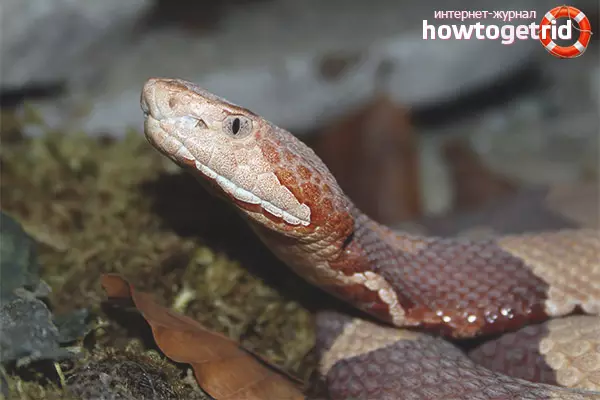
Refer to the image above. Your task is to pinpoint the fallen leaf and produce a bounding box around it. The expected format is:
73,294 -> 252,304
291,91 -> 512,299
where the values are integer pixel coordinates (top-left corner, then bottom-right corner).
101,274 -> 305,400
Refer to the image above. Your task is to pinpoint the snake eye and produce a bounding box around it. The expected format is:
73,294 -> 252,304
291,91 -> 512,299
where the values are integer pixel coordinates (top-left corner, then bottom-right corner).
223,115 -> 252,138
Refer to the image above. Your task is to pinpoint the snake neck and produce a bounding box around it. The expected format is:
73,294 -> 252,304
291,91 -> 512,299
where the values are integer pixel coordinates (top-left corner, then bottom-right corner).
248,204 -> 421,328
252,204 -> 552,338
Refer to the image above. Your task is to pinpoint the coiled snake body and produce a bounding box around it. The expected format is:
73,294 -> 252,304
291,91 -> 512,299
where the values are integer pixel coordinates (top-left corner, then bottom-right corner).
141,78 -> 600,399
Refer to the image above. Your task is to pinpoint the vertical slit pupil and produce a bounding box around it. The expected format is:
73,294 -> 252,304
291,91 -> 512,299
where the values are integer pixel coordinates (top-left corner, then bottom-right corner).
232,118 -> 240,134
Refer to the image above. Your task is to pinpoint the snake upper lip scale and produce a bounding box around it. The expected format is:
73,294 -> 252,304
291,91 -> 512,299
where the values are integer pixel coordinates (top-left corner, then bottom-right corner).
140,77 -> 600,398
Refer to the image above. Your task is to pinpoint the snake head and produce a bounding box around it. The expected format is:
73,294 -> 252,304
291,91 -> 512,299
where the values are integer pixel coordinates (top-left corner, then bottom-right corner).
141,78 -> 354,245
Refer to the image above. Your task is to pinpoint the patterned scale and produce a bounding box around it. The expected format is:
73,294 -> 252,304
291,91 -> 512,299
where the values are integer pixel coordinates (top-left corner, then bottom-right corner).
352,209 -> 550,337
314,312 -> 599,400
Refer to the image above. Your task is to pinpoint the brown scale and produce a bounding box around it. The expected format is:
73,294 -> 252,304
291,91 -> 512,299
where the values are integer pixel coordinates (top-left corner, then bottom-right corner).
350,208 -> 551,338
319,317 -> 583,400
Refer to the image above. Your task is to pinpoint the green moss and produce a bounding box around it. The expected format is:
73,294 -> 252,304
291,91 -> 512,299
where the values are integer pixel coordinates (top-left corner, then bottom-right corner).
2,373 -> 73,400
0,112 -> 317,394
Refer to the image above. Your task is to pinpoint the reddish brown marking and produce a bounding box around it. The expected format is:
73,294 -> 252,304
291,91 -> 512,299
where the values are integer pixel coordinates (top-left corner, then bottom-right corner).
322,211 -> 350,234
299,182 -> 320,205
261,142 -> 280,164
325,241 -> 418,322
284,152 -> 295,163
321,198 -> 334,215
274,169 -> 297,187
274,168 -> 301,200
297,165 -> 312,181
273,165 -> 351,231
329,243 -> 370,276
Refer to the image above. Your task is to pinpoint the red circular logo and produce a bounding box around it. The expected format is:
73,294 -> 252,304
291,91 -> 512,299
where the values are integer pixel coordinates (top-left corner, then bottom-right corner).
539,6 -> 592,58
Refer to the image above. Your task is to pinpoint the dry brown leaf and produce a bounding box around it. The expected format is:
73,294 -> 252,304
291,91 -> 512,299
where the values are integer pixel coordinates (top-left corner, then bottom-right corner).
101,274 -> 305,400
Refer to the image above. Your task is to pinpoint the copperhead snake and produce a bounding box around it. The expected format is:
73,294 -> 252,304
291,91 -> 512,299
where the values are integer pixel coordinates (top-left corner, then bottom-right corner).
140,77 -> 600,399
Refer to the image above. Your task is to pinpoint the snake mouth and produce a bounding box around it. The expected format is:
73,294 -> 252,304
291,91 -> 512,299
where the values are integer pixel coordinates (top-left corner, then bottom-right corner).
149,130 -> 311,227
190,156 -> 311,227
190,148 -> 311,227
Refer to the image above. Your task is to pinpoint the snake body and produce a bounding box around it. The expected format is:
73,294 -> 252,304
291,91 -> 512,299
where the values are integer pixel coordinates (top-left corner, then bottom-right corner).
141,78 -> 600,399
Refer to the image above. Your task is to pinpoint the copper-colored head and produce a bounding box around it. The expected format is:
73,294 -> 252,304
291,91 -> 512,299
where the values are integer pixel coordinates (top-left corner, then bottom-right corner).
141,78 -> 353,244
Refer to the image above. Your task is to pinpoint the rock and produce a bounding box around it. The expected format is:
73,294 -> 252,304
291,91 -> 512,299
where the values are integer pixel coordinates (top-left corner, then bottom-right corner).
0,213 -> 89,366
0,297 -> 72,365
0,212 -> 41,305
0,0 -> 152,89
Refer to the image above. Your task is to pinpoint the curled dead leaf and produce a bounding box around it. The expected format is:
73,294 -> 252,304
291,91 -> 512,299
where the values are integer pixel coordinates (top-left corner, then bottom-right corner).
101,274 -> 305,400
